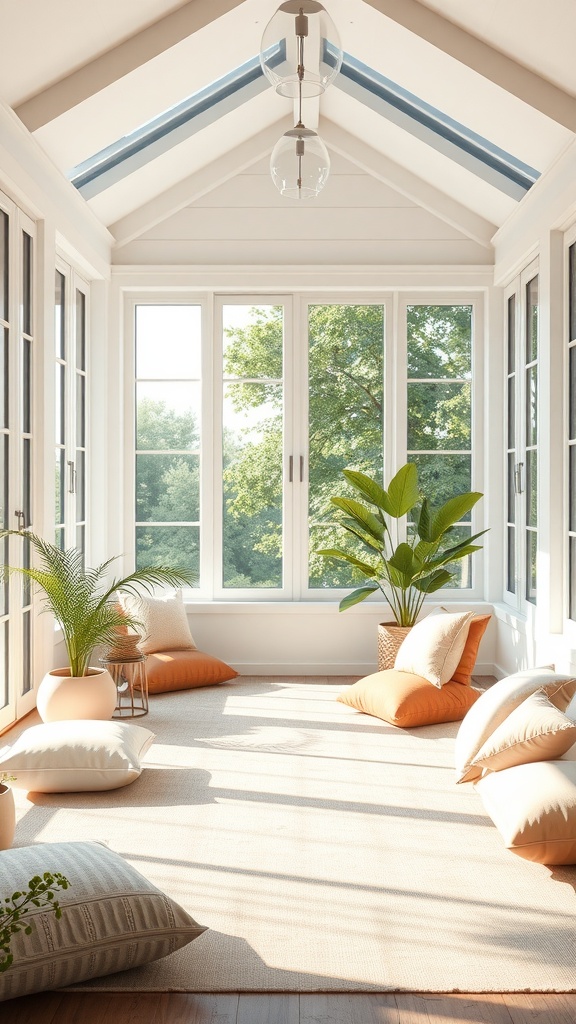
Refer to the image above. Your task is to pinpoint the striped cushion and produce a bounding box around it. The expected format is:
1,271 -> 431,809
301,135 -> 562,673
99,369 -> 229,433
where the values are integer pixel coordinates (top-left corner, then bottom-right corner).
0,841 -> 206,1001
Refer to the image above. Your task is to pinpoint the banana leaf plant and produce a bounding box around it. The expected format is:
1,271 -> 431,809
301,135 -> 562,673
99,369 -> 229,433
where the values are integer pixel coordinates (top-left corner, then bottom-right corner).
317,463 -> 486,627
0,530 -> 197,677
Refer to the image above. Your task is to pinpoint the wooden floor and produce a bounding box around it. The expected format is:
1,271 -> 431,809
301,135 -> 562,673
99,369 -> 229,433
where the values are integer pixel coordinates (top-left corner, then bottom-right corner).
6,991 -> 576,1024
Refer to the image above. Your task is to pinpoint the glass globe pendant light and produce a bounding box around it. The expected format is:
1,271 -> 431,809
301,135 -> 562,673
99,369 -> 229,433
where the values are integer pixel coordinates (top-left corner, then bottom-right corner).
260,1 -> 343,98
270,125 -> 330,199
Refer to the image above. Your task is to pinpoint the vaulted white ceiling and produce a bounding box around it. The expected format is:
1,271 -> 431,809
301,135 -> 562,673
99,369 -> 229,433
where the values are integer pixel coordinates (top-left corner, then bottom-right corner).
2,0 -> 575,251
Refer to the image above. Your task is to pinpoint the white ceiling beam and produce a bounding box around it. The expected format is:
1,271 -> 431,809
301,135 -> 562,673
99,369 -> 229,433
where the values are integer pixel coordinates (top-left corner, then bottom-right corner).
110,117 -> 294,248
362,0 -> 576,132
15,0 -> 246,132
321,119 -> 496,249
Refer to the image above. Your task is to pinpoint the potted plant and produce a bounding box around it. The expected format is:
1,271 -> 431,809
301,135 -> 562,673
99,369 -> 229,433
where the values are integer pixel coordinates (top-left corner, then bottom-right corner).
0,870 -> 69,973
0,775 -> 15,851
0,530 -> 196,721
317,462 -> 486,668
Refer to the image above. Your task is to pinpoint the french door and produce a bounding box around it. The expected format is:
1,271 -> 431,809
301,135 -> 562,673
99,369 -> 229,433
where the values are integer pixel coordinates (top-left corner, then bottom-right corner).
0,192 -> 36,733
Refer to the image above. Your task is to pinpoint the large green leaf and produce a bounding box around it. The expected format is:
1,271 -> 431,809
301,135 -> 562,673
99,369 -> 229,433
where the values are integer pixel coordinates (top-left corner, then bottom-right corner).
386,463 -> 420,518
387,543 -> 417,577
339,582 -> 380,611
412,568 -> 453,593
331,497 -> 385,541
340,521 -> 383,553
429,492 -> 483,542
316,549 -> 377,577
416,497 -> 432,542
342,469 -> 392,514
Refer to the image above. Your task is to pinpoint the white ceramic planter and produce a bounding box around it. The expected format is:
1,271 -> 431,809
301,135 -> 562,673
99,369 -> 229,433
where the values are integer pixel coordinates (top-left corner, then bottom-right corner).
36,667 -> 117,723
0,783 -> 15,850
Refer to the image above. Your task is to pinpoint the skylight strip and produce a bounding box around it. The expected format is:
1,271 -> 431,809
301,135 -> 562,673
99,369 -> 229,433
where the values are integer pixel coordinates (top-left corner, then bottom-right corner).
335,51 -> 539,200
69,47 -> 284,199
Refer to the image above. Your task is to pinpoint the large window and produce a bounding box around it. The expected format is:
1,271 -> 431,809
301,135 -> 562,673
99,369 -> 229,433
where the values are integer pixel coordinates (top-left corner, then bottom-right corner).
130,294 -> 481,601
0,192 -> 36,733
504,262 -> 539,609
54,261 -> 89,556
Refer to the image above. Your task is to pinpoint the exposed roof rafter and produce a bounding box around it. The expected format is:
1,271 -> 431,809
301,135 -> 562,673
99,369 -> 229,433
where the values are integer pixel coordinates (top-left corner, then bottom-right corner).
15,0 -> 246,132
362,0 -> 576,131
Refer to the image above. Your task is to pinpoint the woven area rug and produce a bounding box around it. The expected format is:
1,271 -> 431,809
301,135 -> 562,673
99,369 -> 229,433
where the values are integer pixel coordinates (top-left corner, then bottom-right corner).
10,678 -> 576,992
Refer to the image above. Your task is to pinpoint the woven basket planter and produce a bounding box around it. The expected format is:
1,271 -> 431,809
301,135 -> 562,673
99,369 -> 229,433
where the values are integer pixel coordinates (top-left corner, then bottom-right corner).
377,622 -> 412,671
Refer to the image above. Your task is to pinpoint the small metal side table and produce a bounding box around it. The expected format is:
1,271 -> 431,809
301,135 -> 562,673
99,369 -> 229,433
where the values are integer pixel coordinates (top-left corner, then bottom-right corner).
100,655 -> 149,718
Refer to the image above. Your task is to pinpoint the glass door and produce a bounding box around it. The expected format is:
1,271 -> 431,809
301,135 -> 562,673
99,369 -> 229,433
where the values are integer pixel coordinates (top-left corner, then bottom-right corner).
0,193 -> 36,733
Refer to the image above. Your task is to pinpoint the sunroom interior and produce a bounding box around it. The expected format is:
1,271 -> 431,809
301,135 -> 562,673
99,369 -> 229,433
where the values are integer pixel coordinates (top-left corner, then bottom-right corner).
1,0 -> 576,734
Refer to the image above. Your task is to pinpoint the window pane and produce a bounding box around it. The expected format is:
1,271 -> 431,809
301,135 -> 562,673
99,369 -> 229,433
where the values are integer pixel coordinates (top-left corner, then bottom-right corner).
76,525 -> 85,559
407,382 -> 471,450
136,453 -> 199,522
0,436 -> 7,530
526,529 -> 537,604
526,450 -> 537,528
136,525 -> 199,578
507,375 -> 515,450
76,450 -> 85,522
308,304 -> 384,589
526,366 -> 537,447
22,438 -> 30,528
407,305 -> 471,379
55,450 -> 65,526
507,452 -> 516,523
22,337 -> 31,435
55,270 -> 65,359
136,383 -> 200,451
442,524 -> 473,589
408,453 -> 471,519
526,276 -> 538,363
0,620 -> 7,710
571,446 -> 576,533
76,289 -> 86,371
507,295 -> 515,374
308,523 -> 364,589
55,363 -> 65,445
570,244 -> 576,341
136,305 -> 201,379
22,535 -> 31,607
0,328 -> 7,429
21,609 -> 31,694
507,525 -> 516,595
570,347 -> 576,441
223,304 -> 283,380
0,536 -> 7,616
222,382 -> 283,589
0,210 -> 7,323
76,373 -> 85,447
22,231 -> 32,337
570,536 -> 576,621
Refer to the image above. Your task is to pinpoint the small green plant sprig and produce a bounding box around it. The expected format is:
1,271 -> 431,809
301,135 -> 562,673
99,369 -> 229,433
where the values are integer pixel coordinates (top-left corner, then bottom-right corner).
0,872 -> 70,972
0,774 -> 15,786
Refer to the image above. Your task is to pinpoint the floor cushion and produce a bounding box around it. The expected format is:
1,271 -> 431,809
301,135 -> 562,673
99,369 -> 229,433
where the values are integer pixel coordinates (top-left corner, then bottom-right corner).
394,609 -> 474,688
475,759 -> 576,864
470,688 -> 576,774
146,649 -> 238,693
337,669 -> 481,728
454,668 -> 576,783
0,720 -> 155,792
451,614 -> 491,685
0,841 -> 206,1001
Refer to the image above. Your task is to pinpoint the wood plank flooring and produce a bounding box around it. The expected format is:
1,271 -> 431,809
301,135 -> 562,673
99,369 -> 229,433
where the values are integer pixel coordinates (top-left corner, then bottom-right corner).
5,991 -> 576,1024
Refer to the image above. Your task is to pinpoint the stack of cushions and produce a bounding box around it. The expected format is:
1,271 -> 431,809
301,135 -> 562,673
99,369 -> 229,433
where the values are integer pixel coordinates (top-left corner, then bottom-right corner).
338,609 -> 490,728
120,589 -> 238,693
0,719 -> 155,792
0,841 -> 206,1001
454,668 -> 576,864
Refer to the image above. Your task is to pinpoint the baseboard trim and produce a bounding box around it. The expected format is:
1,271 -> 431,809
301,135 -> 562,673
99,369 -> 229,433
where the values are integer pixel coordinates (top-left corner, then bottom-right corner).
233,662 -> 498,677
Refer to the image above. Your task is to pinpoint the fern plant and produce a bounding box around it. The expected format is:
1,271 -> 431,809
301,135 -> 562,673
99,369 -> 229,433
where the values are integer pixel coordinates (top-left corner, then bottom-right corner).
0,530 -> 196,677
317,462 -> 486,626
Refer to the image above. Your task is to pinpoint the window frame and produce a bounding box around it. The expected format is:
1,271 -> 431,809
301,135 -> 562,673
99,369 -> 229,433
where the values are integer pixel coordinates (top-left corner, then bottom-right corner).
503,258 -> 539,618
123,287 -> 486,605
